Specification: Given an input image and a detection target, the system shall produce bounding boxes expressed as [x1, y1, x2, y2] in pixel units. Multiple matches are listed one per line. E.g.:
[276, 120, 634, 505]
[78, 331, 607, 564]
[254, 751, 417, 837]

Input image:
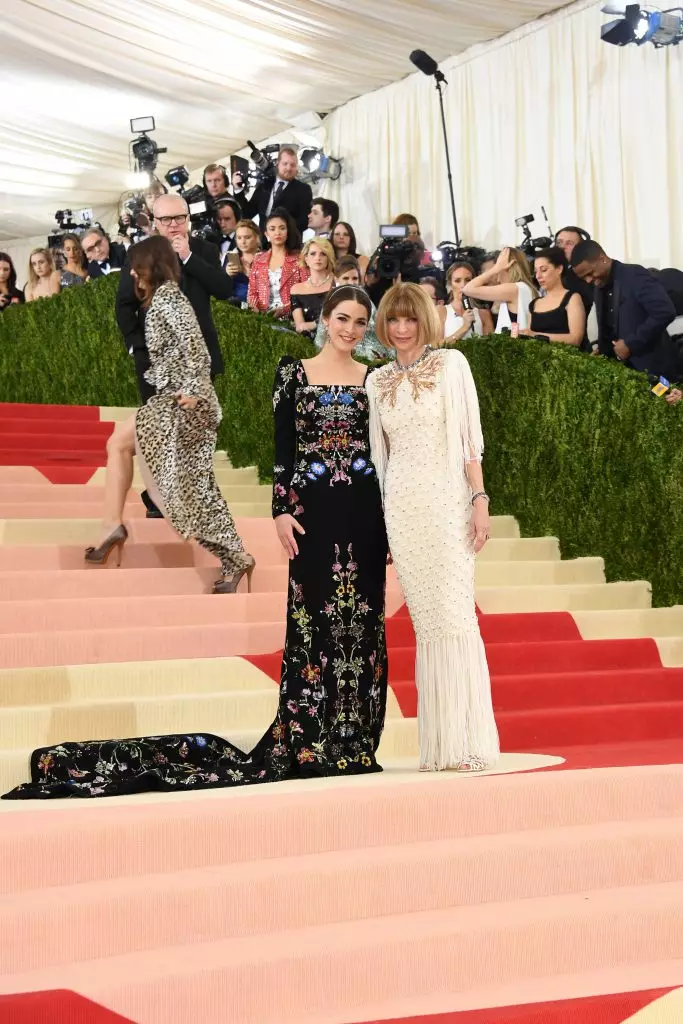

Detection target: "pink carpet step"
[0, 540, 288, 571]
[0, 620, 286, 669]
[2, 817, 682, 976]
[1, 880, 682, 1024]
[0, 503, 147, 519]
[0, 565, 291, 600]
[0, 420, 113, 439]
[0, 593, 291, 634]
[3, 766, 681, 894]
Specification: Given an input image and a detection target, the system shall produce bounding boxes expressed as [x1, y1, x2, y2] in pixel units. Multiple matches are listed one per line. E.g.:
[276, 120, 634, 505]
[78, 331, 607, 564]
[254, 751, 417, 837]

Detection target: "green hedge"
[1, 277, 681, 605]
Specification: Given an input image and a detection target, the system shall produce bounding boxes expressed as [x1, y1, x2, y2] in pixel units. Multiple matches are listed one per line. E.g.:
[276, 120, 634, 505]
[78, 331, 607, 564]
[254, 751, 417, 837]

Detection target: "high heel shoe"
[84, 525, 128, 567]
[213, 555, 256, 594]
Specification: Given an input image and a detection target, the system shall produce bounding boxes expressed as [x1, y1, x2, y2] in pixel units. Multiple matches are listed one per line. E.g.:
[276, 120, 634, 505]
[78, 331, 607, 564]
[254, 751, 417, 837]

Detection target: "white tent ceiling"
[1, 0, 570, 241]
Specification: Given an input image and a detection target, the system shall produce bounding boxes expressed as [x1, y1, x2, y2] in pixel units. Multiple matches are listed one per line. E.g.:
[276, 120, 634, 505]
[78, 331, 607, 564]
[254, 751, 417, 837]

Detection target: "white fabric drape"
[1, 0, 568, 242]
[319, 0, 683, 268]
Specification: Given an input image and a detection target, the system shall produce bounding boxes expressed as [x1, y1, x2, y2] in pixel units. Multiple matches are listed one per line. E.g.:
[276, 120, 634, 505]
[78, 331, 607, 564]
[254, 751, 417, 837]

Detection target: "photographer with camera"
[234, 146, 312, 236]
[365, 225, 430, 307]
[203, 164, 231, 203]
[116, 193, 232, 404]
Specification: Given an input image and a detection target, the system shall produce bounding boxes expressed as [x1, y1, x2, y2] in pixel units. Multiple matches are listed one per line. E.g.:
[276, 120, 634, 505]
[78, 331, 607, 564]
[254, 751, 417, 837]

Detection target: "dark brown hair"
[322, 284, 372, 321]
[129, 235, 180, 307]
[61, 233, 87, 269]
[0, 252, 18, 292]
[334, 254, 361, 278]
[392, 212, 421, 234]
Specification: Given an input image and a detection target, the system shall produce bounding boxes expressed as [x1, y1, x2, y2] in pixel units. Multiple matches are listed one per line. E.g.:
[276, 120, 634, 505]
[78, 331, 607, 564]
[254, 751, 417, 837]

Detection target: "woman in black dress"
[289, 238, 335, 337]
[521, 247, 586, 346]
[3, 286, 388, 799]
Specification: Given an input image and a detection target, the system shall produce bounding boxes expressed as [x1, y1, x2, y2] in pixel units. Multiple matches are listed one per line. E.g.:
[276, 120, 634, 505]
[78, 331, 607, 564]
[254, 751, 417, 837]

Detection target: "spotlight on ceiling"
[601, 3, 683, 46]
[298, 148, 343, 184]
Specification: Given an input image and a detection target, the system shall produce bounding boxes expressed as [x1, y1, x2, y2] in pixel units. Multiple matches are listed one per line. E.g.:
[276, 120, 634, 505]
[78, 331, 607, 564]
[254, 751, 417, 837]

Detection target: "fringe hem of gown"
[416, 631, 500, 770]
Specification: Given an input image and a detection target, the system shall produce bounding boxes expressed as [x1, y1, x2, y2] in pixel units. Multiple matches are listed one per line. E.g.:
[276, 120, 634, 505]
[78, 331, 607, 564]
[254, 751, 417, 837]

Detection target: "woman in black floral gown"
[3, 286, 388, 799]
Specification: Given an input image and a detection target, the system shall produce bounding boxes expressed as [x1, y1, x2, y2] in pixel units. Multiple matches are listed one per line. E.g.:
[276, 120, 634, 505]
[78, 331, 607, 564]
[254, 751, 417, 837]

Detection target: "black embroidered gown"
[2, 358, 388, 799]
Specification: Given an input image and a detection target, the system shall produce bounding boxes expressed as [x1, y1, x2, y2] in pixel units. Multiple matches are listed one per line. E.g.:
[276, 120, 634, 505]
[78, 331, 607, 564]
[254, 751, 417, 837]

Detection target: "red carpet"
[358, 987, 676, 1023]
[248, 607, 683, 762]
[0, 403, 112, 483]
[0, 990, 136, 1022]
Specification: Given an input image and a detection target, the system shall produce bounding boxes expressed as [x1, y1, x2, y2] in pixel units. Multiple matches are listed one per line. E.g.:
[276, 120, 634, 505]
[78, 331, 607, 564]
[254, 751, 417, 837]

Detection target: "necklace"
[394, 346, 432, 373]
[309, 273, 332, 288]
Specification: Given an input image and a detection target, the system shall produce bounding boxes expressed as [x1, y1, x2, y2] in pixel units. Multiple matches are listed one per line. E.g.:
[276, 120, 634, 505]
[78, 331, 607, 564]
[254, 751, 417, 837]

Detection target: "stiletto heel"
[213, 554, 256, 595]
[84, 525, 128, 566]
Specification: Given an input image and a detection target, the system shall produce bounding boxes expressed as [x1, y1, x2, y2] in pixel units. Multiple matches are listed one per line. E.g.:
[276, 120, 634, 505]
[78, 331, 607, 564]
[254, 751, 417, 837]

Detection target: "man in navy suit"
[571, 240, 680, 380]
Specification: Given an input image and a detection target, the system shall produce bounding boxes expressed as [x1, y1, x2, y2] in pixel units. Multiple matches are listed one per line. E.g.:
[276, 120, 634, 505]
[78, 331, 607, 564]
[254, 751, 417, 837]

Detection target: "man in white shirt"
[214, 199, 241, 266]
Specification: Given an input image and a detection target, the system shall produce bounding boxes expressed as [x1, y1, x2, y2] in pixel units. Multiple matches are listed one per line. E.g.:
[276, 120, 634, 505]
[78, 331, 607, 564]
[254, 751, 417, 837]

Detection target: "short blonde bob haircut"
[376, 282, 442, 350]
[299, 236, 336, 271]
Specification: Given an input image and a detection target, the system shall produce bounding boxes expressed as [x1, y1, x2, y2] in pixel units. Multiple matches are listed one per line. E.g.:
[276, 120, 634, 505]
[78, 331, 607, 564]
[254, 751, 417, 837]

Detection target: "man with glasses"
[115, 193, 233, 516]
[82, 228, 127, 279]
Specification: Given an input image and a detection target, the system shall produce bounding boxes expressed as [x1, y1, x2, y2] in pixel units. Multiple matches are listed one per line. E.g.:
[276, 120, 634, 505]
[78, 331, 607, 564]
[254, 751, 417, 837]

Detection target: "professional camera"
[371, 225, 424, 281]
[130, 116, 167, 175]
[246, 140, 279, 187]
[118, 194, 150, 244]
[516, 212, 553, 258]
[433, 241, 487, 274]
[47, 208, 97, 252]
[163, 165, 220, 243]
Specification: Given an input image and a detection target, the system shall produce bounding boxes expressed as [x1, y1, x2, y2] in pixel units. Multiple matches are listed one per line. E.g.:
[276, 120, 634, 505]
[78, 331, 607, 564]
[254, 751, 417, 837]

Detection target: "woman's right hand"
[494, 247, 513, 274]
[462, 309, 475, 328]
[275, 514, 306, 558]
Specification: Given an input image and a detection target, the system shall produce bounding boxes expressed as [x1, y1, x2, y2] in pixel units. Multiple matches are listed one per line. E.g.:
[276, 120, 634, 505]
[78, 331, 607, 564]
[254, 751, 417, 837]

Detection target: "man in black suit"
[115, 193, 233, 515]
[233, 146, 312, 236]
[571, 240, 680, 380]
[82, 228, 127, 279]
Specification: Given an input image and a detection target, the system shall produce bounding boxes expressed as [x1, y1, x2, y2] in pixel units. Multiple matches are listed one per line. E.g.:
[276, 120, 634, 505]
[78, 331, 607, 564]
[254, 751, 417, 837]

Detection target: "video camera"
[516, 209, 553, 258]
[47, 208, 98, 252]
[433, 242, 487, 274]
[164, 165, 221, 244]
[371, 225, 423, 281]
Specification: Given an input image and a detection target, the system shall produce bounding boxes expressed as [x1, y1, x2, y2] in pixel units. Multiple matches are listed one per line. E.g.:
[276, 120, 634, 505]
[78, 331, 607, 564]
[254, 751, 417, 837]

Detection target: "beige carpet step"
[0, 658, 279, 707]
[573, 607, 683, 639]
[475, 557, 603, 587]
[0, 686, 405, 750]
[476, 537, 560, 561]
[656, 638, 683, 667]
[476, 580, 652, 614]
[0, 514, 520, 546]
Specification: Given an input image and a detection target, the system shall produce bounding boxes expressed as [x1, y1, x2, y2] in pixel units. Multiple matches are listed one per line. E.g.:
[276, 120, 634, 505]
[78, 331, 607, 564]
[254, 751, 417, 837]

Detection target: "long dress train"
[367, 347, 499, 770]
[2, 357, 388, 798]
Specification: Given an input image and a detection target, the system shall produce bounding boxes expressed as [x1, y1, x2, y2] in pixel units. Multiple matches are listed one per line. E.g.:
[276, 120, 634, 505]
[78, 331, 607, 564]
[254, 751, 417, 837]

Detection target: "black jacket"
[115, 236, 232, 378]
[236, 177, 313, 235]
[594, 260, 680, 379]
[87, 241, 127, 279]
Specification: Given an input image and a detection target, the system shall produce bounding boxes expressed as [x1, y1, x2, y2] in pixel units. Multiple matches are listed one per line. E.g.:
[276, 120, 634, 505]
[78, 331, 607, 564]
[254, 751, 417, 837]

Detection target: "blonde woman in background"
[366, 283, 499, 774]
[60, 234, 88, 289]
[440, 262, 494, 343]
[463, 247, 537, 333]
[225, 219, 261, 305]
[290, 237, 336, 335]
[25, 248, 61, 302]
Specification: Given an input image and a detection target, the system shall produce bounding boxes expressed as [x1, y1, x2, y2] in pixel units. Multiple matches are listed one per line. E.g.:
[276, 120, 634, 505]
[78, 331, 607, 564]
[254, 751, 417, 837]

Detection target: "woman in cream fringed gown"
[366, 283, 499, 773]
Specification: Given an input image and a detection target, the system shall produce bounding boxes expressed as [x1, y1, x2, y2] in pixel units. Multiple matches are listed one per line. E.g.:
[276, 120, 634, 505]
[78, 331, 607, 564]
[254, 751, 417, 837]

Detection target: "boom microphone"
[409, 49, 446, 83]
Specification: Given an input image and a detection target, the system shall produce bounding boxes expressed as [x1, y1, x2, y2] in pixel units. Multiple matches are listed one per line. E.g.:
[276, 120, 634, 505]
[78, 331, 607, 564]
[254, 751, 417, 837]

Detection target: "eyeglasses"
[156, 214, 188, 226]
[84, 239, 106, 254]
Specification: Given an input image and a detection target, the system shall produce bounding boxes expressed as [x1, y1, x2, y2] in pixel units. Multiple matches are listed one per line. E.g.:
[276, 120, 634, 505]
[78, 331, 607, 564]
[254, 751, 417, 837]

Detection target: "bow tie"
[98, 261, 109, 268]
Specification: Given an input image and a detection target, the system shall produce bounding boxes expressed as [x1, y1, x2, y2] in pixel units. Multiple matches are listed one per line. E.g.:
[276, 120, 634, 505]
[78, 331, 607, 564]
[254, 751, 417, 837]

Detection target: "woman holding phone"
[225, 219, 261, 304]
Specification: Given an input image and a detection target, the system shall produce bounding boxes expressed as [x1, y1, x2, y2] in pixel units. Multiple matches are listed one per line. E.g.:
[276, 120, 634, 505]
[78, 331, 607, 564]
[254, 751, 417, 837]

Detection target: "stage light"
[601, 3, 683, 46]
[298, 148, 342, 183]
[126, 170, 150, 188]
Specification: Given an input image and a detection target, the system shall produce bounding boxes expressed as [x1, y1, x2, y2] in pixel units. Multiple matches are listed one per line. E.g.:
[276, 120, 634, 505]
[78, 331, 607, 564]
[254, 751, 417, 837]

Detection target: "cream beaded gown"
[366, 348, 500, 770]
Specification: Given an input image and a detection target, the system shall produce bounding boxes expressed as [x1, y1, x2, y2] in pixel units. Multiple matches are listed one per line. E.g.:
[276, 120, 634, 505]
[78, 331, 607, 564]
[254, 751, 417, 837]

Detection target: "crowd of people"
[2, 144, 682, 402]
[5, 143, 683, 800]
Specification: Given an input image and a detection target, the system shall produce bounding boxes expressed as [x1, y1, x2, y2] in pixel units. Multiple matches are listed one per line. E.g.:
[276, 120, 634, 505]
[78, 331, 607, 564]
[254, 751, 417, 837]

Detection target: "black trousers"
[133, 350, 156, 405]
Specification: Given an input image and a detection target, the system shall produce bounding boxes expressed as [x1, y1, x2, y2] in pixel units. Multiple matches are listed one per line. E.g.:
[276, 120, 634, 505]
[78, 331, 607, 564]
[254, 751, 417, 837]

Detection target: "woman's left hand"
[174, 392, 198, 410]
[470, 500, 490, 554]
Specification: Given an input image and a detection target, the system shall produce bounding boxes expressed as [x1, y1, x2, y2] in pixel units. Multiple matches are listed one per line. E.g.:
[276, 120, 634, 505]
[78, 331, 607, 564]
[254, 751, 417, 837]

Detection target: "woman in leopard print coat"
[85, 235, 253, 593]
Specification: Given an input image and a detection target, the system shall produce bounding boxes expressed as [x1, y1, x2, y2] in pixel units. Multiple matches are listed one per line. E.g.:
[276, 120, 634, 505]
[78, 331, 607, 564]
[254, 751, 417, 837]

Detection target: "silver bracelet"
[471, 491, 490, 506]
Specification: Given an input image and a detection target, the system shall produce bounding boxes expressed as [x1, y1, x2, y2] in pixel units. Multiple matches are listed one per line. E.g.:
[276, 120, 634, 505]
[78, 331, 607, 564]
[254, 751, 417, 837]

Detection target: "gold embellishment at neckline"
[375, 350, 442, 407]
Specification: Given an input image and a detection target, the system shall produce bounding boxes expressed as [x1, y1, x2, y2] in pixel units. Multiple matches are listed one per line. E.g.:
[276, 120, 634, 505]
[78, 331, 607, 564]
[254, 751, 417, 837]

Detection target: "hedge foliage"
[1, 277, 681, 605]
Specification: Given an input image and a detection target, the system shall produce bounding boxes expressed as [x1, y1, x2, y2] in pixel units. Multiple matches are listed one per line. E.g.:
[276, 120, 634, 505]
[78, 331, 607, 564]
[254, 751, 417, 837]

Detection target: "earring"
[320, 324, 329, 345]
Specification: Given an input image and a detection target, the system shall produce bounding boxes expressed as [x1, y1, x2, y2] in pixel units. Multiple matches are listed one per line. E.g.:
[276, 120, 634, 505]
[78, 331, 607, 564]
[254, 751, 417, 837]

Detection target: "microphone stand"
[433, 70, 461, 248]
